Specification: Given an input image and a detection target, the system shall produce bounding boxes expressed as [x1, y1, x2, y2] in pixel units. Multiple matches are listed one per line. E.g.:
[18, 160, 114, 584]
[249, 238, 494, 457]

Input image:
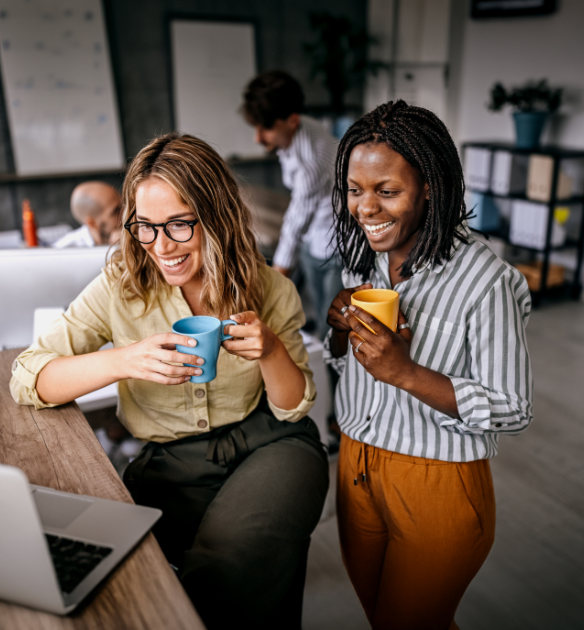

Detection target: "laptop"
[0, 464, 161, 614]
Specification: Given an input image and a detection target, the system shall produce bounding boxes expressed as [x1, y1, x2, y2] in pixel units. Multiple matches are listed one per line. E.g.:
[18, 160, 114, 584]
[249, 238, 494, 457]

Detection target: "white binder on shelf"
[490, 151, 529, 196]
[464, 147, 492, 192]
[510, 200, 566, 250]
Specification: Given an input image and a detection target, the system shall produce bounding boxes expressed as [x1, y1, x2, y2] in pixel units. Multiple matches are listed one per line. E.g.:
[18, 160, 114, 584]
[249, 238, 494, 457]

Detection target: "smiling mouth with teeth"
[363, 221, 395, 235]
[161, 254, 188, 268]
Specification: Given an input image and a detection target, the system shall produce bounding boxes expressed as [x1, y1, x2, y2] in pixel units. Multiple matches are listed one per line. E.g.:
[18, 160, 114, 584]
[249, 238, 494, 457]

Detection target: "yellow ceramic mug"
[351, 289, 399, 333]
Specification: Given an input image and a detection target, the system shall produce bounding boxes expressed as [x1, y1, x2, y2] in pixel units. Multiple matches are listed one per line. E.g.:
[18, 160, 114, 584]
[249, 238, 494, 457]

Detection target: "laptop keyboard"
[45, 534, 112, 594]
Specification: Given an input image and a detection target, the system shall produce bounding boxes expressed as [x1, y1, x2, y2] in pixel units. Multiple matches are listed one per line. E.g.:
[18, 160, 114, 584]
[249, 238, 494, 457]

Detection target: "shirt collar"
[424, 229, 470, 274]
[276, 116, 304, 160]
[374, 230, 470, 280]
[79, 224, 96, 246]
[413, 240, 460, 275]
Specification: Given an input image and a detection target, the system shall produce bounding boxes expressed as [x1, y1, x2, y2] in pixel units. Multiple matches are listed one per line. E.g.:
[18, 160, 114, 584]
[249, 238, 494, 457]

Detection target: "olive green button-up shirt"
[10, 264, 316, 443]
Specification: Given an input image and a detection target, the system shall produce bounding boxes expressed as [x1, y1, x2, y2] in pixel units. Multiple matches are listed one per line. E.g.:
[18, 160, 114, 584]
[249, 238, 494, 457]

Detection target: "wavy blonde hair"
[109, 132, 264, 317]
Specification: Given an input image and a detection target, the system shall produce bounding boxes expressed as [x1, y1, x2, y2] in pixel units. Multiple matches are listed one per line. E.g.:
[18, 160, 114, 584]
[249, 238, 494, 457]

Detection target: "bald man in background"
[53, 181, 138, 461]
[53, 181, 121, 248]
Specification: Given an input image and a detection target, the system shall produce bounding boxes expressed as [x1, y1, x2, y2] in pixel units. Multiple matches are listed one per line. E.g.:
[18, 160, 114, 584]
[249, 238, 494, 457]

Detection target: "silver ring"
[355, 341, 364, 353]
[398, 323, 410, 330]
[341, 306, 349, 315]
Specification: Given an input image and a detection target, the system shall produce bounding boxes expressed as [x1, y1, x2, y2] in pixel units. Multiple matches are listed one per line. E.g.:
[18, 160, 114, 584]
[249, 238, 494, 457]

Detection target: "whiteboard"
[0, 0, 124, 176]
[171, 20, 263, 160]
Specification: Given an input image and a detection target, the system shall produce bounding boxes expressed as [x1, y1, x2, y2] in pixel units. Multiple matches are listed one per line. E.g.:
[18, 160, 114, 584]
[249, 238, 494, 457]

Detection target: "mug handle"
[221, 319, 238, 341]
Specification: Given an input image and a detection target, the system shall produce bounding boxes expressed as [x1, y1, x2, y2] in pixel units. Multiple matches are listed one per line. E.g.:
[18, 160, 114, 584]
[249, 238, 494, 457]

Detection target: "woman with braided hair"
[325, 101, 533, 629]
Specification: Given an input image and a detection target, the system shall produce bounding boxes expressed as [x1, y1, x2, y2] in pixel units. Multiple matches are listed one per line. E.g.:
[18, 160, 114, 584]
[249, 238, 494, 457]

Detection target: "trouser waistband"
[137, 396, 326, 473]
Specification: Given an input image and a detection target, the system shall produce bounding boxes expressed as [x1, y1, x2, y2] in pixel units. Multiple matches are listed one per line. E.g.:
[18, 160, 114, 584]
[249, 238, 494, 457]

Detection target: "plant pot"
[513, 111, 548, 149]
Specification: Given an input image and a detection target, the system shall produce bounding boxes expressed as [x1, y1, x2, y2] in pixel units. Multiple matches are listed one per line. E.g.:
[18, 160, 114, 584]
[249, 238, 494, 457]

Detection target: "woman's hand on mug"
[222, 311, 280, 361]
[327, 283, 373, 333]
[120, 333, 204, 384]
[343, 306, 415, 388]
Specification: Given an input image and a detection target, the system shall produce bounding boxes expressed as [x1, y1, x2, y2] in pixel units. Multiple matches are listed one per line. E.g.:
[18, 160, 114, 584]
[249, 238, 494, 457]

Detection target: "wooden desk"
[0, 349, 205, 630]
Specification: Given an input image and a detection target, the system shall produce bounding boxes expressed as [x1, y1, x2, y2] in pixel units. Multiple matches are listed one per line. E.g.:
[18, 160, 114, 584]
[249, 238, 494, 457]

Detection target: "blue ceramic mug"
[172, 316, 238, 383]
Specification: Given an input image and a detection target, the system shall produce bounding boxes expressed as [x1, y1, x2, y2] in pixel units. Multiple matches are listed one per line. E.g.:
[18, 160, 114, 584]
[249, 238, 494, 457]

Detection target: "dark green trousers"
[124, 401, 329, 630]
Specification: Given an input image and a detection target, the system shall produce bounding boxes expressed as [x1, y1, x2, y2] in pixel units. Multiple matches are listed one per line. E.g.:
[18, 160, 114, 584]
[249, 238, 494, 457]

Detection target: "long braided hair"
[332, 100, 470, 280]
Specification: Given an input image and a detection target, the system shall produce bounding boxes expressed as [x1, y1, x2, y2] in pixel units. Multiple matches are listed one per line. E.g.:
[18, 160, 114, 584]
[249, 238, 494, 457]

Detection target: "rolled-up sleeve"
[267, 371, 316, 422]
[439, 270, 533, 435]
[262, 269, 316, 422]
[10, 271, 113, 409]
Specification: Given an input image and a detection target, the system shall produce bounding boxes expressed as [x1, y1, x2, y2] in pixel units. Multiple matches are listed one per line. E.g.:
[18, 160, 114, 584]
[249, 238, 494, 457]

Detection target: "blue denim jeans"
[300, 242, 344, 340]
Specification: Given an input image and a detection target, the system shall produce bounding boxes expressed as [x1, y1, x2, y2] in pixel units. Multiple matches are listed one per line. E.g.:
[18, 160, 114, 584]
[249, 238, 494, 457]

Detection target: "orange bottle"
[22, 199, 38, 247]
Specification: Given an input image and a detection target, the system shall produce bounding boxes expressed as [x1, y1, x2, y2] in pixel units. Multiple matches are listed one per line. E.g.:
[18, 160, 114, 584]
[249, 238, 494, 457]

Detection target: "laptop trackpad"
[33, 489, 93, 529]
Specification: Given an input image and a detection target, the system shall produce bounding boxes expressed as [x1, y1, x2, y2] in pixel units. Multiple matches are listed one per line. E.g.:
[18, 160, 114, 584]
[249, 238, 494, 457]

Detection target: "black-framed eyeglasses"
[124, 211, 200, 244]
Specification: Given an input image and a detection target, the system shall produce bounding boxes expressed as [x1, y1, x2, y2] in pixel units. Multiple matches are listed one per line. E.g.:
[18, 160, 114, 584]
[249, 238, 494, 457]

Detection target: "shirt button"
[12, 360, 18, 371]
[495, 423, 502, 428]
[366, 415, 371, 420]
[197, 419, 208, 429]
[195, 389, 205, 399]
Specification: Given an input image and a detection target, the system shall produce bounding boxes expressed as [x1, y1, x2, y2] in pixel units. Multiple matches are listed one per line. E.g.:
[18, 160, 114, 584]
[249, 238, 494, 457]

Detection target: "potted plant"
[304, 12, 387, 137]
[488, 79, 562, 149]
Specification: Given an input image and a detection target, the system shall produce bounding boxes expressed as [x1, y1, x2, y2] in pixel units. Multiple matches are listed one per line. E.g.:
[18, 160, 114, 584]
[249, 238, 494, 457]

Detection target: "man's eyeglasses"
[124, 211, 200, 244]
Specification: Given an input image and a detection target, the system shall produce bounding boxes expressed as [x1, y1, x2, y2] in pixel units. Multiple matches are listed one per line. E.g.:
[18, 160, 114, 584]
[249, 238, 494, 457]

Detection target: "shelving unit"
[463, 141, 584, 306]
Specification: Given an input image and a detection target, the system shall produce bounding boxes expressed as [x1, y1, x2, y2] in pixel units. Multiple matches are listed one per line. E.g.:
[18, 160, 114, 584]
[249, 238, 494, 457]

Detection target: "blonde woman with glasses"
[11, 132, 329, 630]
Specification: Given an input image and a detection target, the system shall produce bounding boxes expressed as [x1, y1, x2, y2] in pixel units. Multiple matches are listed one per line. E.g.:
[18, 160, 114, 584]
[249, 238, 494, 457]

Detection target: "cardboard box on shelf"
[560, 159, 584, 197]
[527, 155, 584, 202]
[515, 261, 565, 291]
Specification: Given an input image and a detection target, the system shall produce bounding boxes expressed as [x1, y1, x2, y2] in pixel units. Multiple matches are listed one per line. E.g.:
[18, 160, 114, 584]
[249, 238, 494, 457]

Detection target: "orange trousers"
[337, 434, 496, 630]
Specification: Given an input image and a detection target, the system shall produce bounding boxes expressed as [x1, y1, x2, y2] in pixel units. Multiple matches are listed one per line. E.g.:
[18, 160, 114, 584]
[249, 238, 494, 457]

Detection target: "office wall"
[106, 0, 365, 158]
[365, 0, 452, 120]
[449, 0, 584, 147]
[0, 0, 365, 232]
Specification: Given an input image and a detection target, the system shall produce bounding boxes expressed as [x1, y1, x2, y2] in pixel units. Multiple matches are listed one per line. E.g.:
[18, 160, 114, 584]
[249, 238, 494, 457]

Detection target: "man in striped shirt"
[241, 71, 343, 339]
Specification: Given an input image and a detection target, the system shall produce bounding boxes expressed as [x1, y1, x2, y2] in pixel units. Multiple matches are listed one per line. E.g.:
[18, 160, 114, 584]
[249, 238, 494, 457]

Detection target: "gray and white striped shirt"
[324, 237, 533, 462]
[274, 116, 338, 269]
